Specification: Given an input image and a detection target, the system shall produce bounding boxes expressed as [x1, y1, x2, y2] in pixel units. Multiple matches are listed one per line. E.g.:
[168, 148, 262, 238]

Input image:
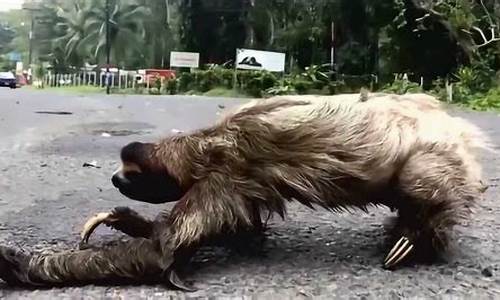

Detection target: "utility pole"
[330, 20, 337, 82]
[105, 0, 111, 95]
[330, 21, 335, 71]
[28, 11, 34, 67]
[22, 1, 41, 84]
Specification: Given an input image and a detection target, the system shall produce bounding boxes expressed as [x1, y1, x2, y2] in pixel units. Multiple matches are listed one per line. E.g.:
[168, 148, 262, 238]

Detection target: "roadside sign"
[15, 61, 23, 74]
[170, 51, 200, 68]
[235, 48, 286, 72]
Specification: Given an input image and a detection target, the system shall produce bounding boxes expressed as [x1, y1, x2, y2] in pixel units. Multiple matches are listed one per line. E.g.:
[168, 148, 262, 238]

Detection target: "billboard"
[236, 48, 286, 72]
[15, 61, 23, 75]
[170, 51, 200, 68]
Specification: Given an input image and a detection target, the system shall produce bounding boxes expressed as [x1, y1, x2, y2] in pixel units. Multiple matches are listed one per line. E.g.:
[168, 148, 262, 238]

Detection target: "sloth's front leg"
[80, 206, 154, 249]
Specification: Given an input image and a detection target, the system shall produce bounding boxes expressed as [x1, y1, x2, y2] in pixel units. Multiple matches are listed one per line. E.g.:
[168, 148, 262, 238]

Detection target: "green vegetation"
[0, 0, 499, 110]
[29, 85, 106, 95]
[202, 88, 251, 98]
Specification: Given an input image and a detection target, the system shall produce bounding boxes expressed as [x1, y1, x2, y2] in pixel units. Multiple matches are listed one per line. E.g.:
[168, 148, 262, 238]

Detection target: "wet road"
[0, 87, 499, 299]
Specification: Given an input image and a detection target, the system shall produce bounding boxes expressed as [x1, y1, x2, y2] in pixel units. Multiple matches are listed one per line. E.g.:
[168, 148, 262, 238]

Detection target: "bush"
[177, 66, 235, 93]
[299, 64, 331, 89]
[291, 78, 314, 94]
[238, 70, 278, 97]
[380, 78, 423, 94]
[453, 64, 495, 94]
[163, 78, 178, 95]
[168, 64, 380, 98]
[203, 87, 250, 98]
[197, 69, 219, 92]
[178, 71, 195, 91]
[264, 78, 297, 96]
[327, 80, 348, 94]
[466, 87, 500, 111]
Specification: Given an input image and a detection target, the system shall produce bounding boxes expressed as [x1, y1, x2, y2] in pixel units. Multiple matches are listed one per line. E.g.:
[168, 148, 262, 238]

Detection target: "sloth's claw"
[165, 268, 197, 292]
[79, 212, 119, 248]
[384, 236, 414, 269]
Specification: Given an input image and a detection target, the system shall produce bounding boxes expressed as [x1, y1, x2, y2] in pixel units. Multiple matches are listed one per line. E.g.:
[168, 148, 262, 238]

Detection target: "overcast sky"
[0, 0, 24, 12]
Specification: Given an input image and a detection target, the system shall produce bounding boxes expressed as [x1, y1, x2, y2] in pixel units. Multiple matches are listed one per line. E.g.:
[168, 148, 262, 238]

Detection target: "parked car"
[0, 72, 17, 89]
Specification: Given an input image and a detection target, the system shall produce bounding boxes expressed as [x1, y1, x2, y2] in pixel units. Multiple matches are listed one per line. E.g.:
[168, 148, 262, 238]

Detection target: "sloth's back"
[218, 93, 489, 187]
[229, 93, 488, 155]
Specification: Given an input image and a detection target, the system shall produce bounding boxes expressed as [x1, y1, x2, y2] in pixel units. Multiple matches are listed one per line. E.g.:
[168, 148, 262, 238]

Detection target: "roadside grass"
[23, 84, 500, 113]
[28, 85, 106, 95]
[27, 85, 252, 99]
[202, 87, 252, 98]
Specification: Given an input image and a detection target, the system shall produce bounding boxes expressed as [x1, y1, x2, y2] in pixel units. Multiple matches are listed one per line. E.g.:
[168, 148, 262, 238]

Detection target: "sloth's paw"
[0, 245, 33, 286]
[79, 206, 152, 249]
[79, 211, 117, 249]
[383, 236, 415, 269]
[383, 226, 448, 269]
[164, 267, 197, 292]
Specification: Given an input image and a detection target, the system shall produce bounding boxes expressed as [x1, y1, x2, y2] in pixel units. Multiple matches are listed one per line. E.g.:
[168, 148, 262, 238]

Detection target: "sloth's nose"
[111, 174, 121, 188]
[111, 172, 127, 188]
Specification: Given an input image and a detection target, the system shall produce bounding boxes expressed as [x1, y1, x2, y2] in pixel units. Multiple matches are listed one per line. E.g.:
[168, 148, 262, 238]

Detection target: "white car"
[0, 72, 17, 89]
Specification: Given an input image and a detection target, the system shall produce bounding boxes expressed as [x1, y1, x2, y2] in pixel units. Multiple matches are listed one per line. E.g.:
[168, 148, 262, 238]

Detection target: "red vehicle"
[138, 69, 176, 86]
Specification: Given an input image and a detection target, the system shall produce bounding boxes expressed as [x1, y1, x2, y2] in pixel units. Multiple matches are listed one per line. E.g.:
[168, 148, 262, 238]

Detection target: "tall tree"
[78, 0, 149, 68]
[137, 0, 180, 68]
[52, 0, 93, 67]
[0, 24, 15, 54]
[179, 0, 249, 65]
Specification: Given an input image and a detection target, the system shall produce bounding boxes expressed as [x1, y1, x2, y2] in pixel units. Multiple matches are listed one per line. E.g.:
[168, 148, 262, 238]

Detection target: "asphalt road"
[0, 87, 499, 299]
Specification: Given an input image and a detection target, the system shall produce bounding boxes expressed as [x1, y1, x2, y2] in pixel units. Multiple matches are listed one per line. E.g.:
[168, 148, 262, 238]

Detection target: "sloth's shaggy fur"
[156, 93, 490, 253]
[0, 92, 493, 289]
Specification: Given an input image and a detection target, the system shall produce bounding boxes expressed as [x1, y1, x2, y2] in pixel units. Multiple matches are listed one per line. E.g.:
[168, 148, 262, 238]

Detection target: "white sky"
[0, 0, 24, 12]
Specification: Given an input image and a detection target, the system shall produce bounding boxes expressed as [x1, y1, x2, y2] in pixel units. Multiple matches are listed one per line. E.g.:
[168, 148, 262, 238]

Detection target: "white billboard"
[170, 51, 200, 68]
[236, 48, 286, 72]
[16, 62, 23, 75]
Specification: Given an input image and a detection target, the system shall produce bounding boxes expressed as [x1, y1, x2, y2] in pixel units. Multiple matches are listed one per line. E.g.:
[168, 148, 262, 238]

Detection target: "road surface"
[0, 88, 499, 299]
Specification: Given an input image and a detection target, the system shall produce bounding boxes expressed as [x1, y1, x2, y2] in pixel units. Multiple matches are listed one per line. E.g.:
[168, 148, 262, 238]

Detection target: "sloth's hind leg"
[1, 225, 193, 291]
[0, 238, 179, 288]
[384, 149, 483, 269]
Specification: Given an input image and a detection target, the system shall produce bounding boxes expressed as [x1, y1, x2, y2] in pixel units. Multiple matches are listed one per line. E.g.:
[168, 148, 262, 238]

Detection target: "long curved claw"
[166, 268, 197, 292]
[79, 212, 118, 249]
[384, 236, 414, 269]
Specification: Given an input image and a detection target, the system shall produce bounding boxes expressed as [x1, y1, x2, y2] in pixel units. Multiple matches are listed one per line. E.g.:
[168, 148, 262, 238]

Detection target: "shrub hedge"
[147, 64, 500, 112]
[167, 65, 369, 98]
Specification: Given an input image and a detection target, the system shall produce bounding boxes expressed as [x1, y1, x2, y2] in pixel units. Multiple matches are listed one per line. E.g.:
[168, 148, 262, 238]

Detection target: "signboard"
[236, 48, 286, 72]
[170, 51, 200, 68]
[15, 61, 23, 75]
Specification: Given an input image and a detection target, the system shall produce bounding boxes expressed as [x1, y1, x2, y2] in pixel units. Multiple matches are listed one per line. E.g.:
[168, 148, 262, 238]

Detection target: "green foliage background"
[0, 0, 499, 109]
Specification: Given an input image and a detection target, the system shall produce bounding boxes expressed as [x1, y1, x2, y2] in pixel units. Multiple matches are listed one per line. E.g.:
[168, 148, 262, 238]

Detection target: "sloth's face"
[111, 142, 184, 204]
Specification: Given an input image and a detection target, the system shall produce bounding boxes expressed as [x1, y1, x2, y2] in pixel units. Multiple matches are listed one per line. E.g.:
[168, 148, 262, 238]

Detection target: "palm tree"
[135, 0, 180, 68]
[250, 0, 339, 69]
[82, 0, 149, 68]
[53, 0, 93, 66]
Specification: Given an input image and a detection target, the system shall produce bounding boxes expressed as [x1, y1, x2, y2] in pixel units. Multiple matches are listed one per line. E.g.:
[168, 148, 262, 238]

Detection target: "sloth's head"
[111, 141, 184, 204]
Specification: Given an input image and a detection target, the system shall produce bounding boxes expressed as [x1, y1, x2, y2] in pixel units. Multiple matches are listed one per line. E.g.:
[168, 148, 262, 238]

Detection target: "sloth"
[0, 92, 492, 290]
